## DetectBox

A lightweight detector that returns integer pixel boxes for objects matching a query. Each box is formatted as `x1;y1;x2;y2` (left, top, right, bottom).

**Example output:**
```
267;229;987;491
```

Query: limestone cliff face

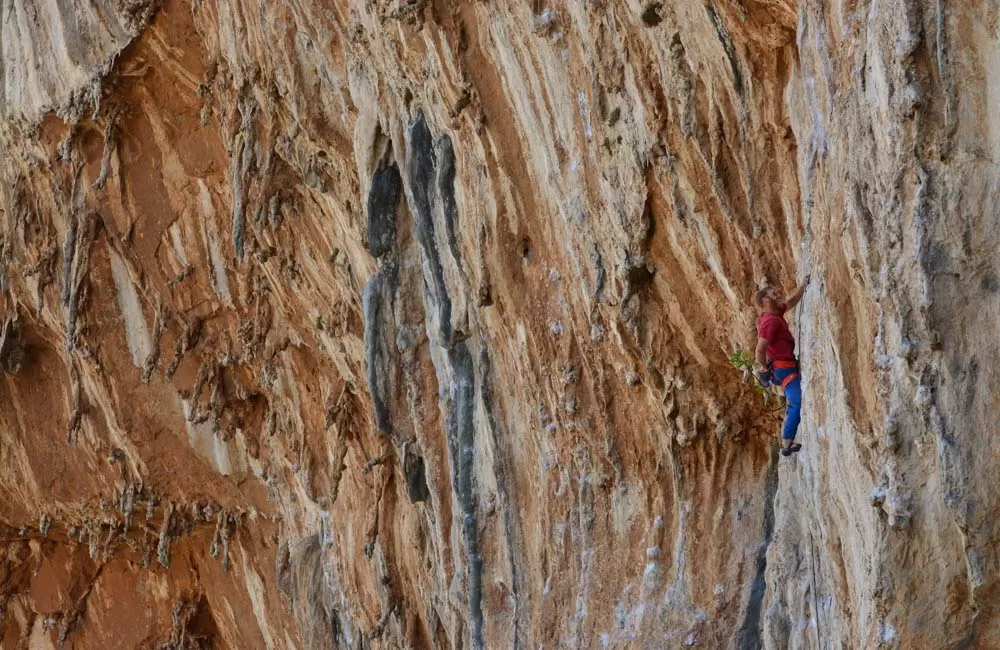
0;0;994;648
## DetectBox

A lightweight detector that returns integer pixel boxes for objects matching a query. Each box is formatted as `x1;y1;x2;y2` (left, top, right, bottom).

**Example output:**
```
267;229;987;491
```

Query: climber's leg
780;373;802;441
771;367;802;452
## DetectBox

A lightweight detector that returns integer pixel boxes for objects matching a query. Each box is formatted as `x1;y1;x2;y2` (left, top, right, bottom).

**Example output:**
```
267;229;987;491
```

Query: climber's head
755;285;781;311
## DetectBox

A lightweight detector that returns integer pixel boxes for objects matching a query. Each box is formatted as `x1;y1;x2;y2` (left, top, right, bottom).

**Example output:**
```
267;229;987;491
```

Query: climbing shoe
780;443;802;457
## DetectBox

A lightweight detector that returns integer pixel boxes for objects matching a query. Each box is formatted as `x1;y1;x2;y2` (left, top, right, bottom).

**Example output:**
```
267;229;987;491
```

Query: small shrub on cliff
729;349;755;371
729;348;771;405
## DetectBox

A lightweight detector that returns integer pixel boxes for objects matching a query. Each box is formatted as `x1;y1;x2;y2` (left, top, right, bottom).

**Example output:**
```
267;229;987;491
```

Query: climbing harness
756;359;799;390
772;359;799;389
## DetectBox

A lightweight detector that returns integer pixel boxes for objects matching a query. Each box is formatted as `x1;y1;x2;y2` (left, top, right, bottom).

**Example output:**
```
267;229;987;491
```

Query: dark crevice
705;2;744;100
366;161;402;259
403;446;431;503
641;2;664;27
736;444;780;650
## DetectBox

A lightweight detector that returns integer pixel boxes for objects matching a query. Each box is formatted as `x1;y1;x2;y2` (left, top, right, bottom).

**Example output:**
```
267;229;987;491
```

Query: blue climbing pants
773;367;802;440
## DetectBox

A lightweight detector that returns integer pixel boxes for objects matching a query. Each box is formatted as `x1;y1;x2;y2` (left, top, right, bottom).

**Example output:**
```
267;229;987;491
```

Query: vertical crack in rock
704;2;743;100
736;445;779;650
479;346;523;649
231;132;248;261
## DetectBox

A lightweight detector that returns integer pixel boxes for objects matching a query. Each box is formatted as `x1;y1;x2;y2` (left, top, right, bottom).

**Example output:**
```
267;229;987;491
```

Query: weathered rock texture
0;0;994;648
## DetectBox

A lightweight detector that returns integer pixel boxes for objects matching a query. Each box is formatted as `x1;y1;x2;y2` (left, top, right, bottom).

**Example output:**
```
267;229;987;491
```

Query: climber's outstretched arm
783;275;811;310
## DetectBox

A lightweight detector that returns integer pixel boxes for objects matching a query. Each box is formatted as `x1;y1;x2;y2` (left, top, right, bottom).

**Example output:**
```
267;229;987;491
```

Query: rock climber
754;276;810;456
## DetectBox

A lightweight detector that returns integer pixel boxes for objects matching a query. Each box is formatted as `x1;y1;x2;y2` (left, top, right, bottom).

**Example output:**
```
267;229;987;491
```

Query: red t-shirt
757;305;796;361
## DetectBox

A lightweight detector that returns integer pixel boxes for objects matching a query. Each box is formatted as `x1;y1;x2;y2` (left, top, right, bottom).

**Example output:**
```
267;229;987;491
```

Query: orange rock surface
0;1;995;648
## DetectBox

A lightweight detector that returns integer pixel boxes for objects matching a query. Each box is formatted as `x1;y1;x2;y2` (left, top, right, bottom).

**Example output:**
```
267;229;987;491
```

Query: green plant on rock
729;348;755;371
730;348;771;405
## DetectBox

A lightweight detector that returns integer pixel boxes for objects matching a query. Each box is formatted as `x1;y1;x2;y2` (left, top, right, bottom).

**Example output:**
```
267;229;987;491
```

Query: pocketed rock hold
0;319;25;374
870;486;887;508
402;448;430;503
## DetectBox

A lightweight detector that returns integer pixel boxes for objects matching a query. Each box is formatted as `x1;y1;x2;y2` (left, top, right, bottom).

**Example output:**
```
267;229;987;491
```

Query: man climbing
755;276;810;456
